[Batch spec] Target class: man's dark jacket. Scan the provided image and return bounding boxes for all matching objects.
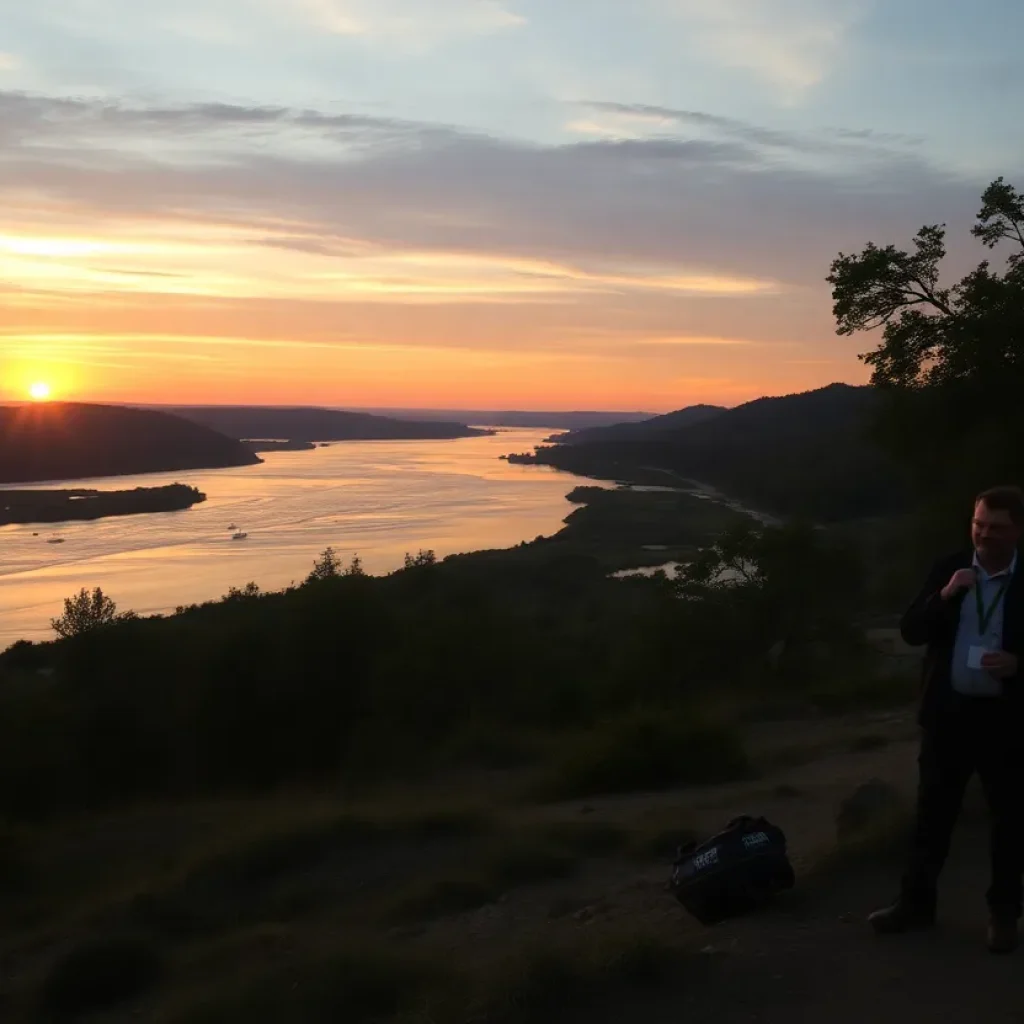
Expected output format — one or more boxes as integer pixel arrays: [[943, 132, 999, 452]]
[[901, 551, 1024, 726]]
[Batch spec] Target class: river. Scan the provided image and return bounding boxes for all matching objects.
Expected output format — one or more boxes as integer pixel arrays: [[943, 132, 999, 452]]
[[0, 428, 591, 648]]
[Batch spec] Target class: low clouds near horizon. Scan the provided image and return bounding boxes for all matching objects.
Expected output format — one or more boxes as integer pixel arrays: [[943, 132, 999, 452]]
[[2, 0, 1022, 410]]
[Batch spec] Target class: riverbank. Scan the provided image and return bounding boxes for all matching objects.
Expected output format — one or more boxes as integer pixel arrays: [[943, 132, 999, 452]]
[[0, 428, 594, 648], [0, 483, 206, 526], [440, 482, 753, 577]]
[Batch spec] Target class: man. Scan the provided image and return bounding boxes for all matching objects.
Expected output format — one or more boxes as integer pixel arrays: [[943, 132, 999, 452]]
[[869, 485, 1024, 953]]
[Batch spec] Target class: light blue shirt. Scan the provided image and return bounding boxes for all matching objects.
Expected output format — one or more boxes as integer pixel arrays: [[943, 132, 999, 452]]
[[951, 551, 1018, 696]]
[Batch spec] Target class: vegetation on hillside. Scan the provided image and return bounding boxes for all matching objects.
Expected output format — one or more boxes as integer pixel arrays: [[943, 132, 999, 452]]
[[507, 384, 907, 522], [161, 405, 490, 441], [0, 483, 206, 525], [0, 513, 874, 825], [0, 403, 260, 484]]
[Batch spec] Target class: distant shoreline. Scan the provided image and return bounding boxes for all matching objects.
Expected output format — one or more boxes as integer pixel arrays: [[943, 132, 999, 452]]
[[0, 483, 206, 526]]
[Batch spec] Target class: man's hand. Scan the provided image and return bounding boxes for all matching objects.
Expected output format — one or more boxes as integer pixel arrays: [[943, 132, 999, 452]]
[[941, 568, 977, 600], [981, 650, 1019, 679]]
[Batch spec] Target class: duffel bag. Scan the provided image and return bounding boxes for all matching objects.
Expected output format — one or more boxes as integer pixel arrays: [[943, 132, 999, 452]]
[[669, 814, 795, 925]]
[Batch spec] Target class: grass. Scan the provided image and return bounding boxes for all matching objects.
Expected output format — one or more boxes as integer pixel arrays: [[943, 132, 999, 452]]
[[119, 801, 497, 941], [541, 709, 753, 800]]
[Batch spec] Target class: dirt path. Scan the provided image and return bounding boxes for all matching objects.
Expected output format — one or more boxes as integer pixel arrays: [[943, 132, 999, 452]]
[[564, 787, 1024, 1023], [644, 835, 1024, 1023]]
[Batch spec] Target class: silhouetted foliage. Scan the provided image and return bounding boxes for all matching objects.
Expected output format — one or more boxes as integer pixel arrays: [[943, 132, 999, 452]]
[[404, 549, 437, 569], [0, 524, 853, 820], [511, 385, 907, 522], [164, 405, 486, 441], [0, 402, 259, 485], [677, 520, 866, 683], [306, 547, 342, 583], [50, 588, 132, 639], [828, 176, 1024, 529]]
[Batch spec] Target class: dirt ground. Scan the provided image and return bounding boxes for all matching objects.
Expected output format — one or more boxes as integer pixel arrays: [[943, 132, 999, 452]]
[[418, 704, 1024, 1023]]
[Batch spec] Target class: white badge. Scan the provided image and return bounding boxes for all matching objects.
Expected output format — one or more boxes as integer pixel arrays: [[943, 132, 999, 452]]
[[968, 645, 994, 670]]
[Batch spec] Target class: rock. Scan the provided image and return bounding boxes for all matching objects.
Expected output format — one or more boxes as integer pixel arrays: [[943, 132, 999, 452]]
[[835, 779, 905, 843], [574, 907, 595, 923]]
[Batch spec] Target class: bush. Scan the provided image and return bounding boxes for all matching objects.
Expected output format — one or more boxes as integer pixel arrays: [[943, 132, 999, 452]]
[[40, 934, 163, 1018], [544, 709, 753, 799]]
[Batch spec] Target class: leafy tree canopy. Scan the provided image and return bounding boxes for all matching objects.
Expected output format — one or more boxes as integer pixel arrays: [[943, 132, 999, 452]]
[[828, 178, 1024, 529]]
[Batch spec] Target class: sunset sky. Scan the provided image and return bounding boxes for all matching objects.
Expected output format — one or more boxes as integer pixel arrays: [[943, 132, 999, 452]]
[[2, 1, 1023, 411]]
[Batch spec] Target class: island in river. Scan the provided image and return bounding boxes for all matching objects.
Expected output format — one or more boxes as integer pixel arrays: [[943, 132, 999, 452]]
[[0, 483, 206, 526]]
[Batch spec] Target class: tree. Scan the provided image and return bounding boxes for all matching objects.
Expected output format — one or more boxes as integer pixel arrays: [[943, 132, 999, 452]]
[[343, 554, 365, 577], [676, 520, 865, 680], [827, 177, 1024, 515], [829, 178, 1024, 392], [403, 550, 437, 569], [306, 547, 341, 584], [51, 587, 131, 639]]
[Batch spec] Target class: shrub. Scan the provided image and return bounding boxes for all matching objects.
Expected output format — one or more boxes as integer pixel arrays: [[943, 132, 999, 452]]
[[544, 708, 753, 799], [50, 587, 129, 639]]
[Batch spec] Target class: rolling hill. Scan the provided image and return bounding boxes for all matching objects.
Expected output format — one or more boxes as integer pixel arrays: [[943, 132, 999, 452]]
[[509, 384, 908, 522], [0, 403, 262, 485], [340, 408, 657, 430], [556, 403, 725, 443], [150, 406, 491, 442]]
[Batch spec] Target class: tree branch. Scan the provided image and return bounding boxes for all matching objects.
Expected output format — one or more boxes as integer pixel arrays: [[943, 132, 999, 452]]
[[906, 278, 954, 317]]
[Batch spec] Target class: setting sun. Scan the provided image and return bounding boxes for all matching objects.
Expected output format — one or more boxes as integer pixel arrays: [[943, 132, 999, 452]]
[[28, 381, 52, 401]]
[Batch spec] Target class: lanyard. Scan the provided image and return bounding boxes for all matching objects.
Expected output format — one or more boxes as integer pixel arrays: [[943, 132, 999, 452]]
[[975, 572, 1010, 635]]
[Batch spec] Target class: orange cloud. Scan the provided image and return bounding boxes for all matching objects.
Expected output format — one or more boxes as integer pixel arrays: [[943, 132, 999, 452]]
[[0, 89, 937, 410]]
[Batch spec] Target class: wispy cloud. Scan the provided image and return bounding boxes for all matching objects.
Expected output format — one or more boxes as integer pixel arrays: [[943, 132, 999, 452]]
[[572, 102, 925, 161], [295, 0, 525, 47], [633, 335, 762, 346], [0, 87, 976, 405], [657, 0, 860, 99]]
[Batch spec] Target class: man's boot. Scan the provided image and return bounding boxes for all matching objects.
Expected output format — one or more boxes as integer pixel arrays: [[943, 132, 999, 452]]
[[987, 914, 1019, 954], [868, 898, 936, 935]]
